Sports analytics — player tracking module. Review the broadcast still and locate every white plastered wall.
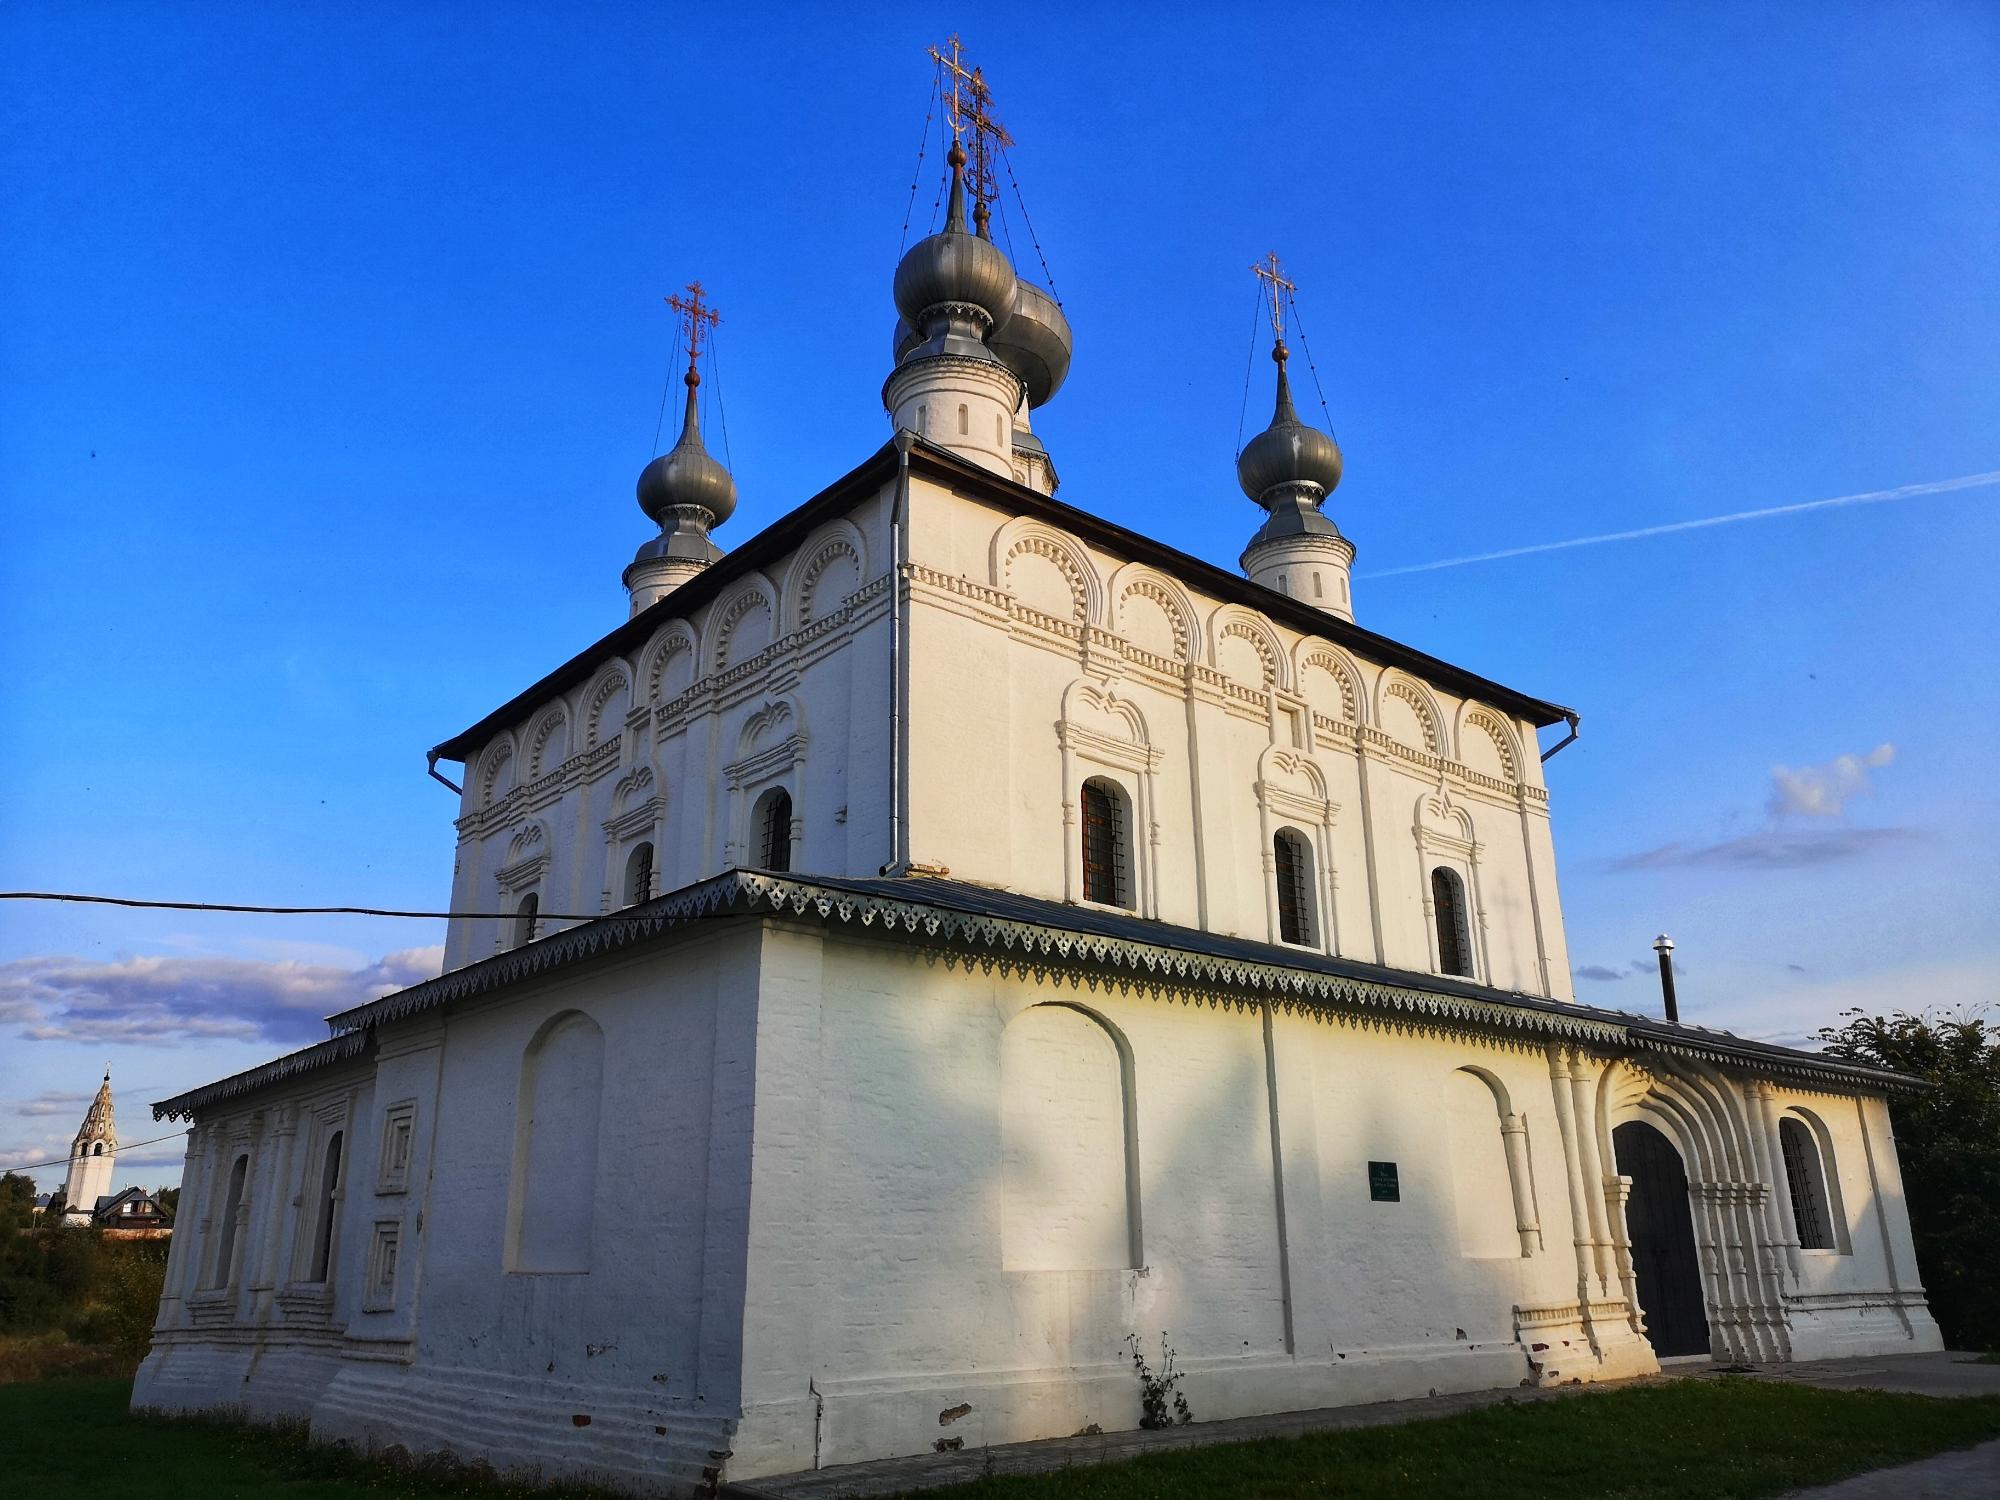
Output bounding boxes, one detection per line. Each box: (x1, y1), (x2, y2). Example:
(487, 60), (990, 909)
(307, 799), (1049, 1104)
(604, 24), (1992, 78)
(898, 477), (1570, 999)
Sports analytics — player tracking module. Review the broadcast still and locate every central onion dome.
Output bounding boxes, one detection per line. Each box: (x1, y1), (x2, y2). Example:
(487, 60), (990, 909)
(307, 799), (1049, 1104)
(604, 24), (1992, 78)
(893, 144), (1017, 336)
(636, 366), (736, 529)
(1237, 340), (1343, 507)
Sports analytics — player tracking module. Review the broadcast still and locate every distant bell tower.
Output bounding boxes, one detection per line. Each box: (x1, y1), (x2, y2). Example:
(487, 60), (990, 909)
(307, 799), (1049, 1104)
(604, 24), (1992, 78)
(1238, 254), (1355, 620)
(61, 1070), (117, 1225)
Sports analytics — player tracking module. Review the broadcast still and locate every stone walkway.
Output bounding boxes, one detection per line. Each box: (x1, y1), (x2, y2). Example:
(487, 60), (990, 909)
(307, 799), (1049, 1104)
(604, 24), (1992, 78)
(720, 1352), (2000, 1499)
(1781, 1438), (2000, 1499)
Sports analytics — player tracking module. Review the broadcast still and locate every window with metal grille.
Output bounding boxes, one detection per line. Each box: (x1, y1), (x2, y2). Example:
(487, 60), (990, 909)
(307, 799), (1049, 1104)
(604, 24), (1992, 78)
(1780, 1117), (1832, 1249)
(760, 788), (793, 873)
(1432, 867), (1473, 977)
(1081, 779), (1128, 907)
(623, 841), (654, 907)
(1274, 829), (1314, 945)
(512, 892), (539, 949)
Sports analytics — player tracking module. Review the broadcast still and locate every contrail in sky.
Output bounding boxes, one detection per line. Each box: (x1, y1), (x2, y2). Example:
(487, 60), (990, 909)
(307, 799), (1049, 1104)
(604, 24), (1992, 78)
(1361, 468), (2000, 578)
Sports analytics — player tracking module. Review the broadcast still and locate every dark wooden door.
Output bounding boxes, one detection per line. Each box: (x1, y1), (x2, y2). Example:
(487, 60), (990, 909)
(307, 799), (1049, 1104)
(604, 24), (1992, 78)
(1613, 1120), (1710, 1358)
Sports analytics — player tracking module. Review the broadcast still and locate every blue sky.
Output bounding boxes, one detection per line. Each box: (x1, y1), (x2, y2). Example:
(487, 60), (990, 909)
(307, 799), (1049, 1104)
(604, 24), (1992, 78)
(3, 3), (1996, 1192)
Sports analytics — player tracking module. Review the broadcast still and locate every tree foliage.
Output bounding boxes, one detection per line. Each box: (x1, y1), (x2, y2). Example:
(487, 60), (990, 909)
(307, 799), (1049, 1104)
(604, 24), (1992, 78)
(1817, 1007), (2000, 1351)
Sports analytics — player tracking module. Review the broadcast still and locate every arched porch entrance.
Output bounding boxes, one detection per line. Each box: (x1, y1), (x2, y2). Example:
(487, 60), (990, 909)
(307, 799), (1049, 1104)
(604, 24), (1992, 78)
(1612, 1119), (1710, 1358)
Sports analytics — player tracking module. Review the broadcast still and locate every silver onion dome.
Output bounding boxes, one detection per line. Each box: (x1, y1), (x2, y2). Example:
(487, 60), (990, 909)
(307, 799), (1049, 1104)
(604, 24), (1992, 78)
(637, 369), (736, 529)
(1237, 341), (1343, 507)
(892, 145), (1018, 333)
(989, 280), (1072, 408)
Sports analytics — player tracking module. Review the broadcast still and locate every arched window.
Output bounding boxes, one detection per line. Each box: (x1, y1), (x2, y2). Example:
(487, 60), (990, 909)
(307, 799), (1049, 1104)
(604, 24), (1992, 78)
(1432, 867), (1473, 977)
(307, 1130), (343, 1283)
(957, 403), (969, 435)
(512, 892), (540, 949)
(1080, 778), (1131, 908)
(1780, 1116), (1833, 1250)
(1274, 828), (1315, 945)
(211, 1154), (249, 1289)
(508, 1012), (605, 1274)
(754, 787), (793, 872)
(623, 841), (654, 907)
(1001, 1005), (1138, 1270)
(91, 1142), (105, 1157)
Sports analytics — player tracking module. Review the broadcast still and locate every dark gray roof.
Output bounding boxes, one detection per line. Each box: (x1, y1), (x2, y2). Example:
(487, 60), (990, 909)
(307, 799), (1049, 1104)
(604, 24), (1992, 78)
(157, 871), (1915, 1121)
(432, 439), (1574, 764)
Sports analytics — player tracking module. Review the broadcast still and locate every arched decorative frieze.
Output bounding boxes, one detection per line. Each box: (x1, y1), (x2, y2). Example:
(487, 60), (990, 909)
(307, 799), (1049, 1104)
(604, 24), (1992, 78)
(476, 735), (517, 809)
(705, 575), (780, 674)
(1056, 678), (1164, 917)
(582, 665), (634, 749)
(525, 706), (571, 779)
(1209, 606), (1287, 691)
(1456, 703), (1521, 783)
(990, 517), (1103, 626)
(1295, 641), (1364, 725)
(1107, 563), (1199, 663)
(1379, 673), (1446, 756)
(640, 623), (699, 706)
(782, 521), (870, 627)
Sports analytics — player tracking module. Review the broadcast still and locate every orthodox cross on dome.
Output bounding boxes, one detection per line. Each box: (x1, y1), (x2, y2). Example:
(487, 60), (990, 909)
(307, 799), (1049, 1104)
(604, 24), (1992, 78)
(1251, 252), (1296, 342)
(927, 35), (1012, 221)
(664, 280), (721, 380)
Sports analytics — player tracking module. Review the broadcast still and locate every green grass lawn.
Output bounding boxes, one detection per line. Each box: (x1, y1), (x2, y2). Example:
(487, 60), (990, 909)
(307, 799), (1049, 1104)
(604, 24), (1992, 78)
(3, 1375), (1997, 1499)
(894, 1380), (2000, 1499)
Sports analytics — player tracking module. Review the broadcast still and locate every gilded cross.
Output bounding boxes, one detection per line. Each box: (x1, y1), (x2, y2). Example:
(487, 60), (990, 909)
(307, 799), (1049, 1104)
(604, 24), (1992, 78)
(664, 280), (721, 369)
(1251, 252), (1296, 340)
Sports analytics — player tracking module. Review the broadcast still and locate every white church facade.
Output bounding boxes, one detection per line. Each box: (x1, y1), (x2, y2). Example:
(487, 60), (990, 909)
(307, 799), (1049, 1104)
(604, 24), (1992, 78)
(134, 67), (1941, 1497)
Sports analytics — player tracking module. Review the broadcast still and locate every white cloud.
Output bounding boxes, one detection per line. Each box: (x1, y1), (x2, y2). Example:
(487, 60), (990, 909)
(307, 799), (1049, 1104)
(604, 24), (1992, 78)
(1768, 743), (1895, 820)
(0, 946), (444, 1047)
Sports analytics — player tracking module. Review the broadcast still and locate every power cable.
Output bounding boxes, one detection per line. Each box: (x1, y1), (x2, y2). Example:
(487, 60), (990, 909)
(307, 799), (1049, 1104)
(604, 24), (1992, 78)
(8, 1129), (191, 1175)
(3, 891), (629, 922)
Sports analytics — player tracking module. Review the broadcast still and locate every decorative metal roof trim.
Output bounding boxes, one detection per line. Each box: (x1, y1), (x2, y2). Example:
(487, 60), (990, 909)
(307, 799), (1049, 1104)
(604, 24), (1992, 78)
(306, 871), (1912, 1093)
(152, 1030), (375, 1122)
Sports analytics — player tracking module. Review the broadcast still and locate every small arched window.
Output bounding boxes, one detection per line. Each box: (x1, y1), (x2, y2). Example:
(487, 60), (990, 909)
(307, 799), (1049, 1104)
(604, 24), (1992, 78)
(91, 1142), (105, 1157)
(957, 403), (969, 435)
(211, 1154), (249, 1289)
(995, 413), (1004, 444)
(916, 403), (928, 435)
(1780, 1117), (1833, 1250)
(1080, 778), (1131, 908)
(307, 1130), (343, 1283)
(623, 841), (654, 907)
(512, 892), (540, 949)
(1432, 867), (1473, 977)
(756, 787), (793, 873)
(1274, 828), (1315, 946)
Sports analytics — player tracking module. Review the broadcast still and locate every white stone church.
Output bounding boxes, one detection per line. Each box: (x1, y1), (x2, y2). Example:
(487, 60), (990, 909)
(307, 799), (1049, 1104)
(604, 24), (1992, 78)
(135, 82), (1941, 1497)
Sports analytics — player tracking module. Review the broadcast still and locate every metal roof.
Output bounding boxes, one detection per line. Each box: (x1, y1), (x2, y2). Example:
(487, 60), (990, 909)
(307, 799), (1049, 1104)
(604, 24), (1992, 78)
(432, 439), (1574, 765)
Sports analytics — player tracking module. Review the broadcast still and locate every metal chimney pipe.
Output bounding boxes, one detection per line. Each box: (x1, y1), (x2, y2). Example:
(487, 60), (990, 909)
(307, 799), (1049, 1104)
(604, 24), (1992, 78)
(1653, 934), (1679, 1024)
